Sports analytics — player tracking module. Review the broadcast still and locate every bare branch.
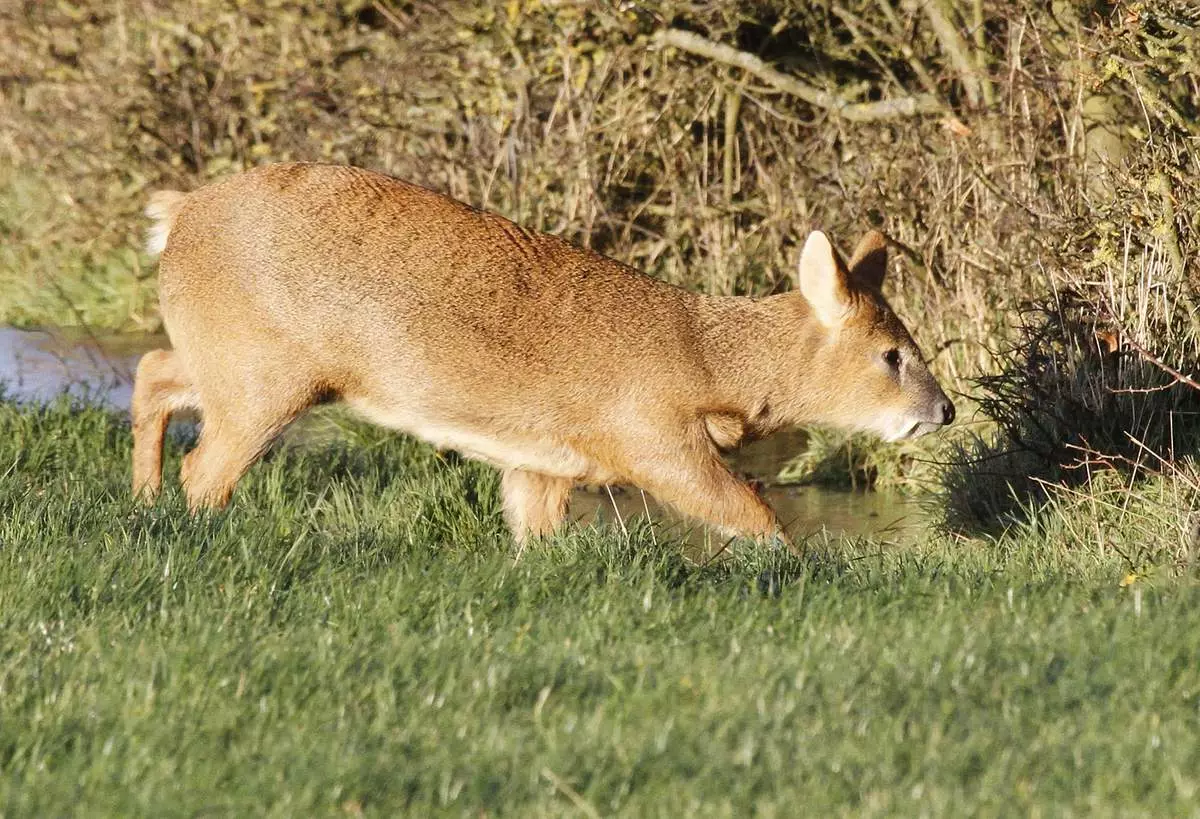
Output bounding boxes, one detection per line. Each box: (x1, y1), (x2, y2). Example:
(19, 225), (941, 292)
(656, 28), (944, 122)
(832, 3), (938, 97)
(913, 0), (984, 107)
(1123, 335), (1200, 394)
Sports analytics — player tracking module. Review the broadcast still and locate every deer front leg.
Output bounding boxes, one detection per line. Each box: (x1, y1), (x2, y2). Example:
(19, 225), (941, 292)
(500, 468), (573, 547)
(622, 426), (792, 550)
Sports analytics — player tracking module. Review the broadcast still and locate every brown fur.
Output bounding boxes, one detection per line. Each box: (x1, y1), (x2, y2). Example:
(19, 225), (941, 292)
(132, 162), (953, 547)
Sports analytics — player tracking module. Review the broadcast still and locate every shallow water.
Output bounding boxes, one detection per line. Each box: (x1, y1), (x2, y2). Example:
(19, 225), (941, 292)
(0, 327), (926, 542)
(0, 326), (165, 408)
(571, 427), (925, 545)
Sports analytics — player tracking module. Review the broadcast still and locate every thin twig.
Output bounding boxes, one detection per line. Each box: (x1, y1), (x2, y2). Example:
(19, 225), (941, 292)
(915, 0), (984, 107)
(1123, 335), (1200, 394)
(639, 489), (658, 548)
(656, 29), (944, 122)
(541, 769), (601, 819)
(605, 484), (629, 540)
(700, 535), (736, 569)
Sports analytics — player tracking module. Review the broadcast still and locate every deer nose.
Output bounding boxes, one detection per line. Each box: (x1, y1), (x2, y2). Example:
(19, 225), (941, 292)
(939, 399), (955, 426)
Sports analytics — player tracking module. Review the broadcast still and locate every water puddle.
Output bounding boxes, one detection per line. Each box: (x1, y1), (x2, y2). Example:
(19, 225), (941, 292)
(0, 326), (165, 408)
(570, 435), (924, 546)
(1, 327), (927, 542)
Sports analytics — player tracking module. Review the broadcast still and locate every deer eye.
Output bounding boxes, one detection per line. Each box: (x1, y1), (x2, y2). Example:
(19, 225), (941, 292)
(882, 348), (902, 370)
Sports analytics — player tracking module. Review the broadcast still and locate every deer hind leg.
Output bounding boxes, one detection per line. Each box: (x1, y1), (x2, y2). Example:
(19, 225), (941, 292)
(178, 381), (319, 512)
(500, 468), (574, 545)
(131, 348), (199, 501)
(179, 416), (268, 511)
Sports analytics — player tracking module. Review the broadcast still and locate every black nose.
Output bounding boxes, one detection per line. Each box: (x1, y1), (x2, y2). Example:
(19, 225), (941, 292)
(940, 399), (955, 425)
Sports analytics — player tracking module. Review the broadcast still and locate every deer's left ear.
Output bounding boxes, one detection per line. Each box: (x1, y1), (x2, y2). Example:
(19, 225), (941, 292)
(797, 231), (853, 328)
(846, 229), (888, 291)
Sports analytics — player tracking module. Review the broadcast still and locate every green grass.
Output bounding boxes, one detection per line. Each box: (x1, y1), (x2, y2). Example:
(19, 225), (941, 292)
(0, 164), (158, 332)
(2, 398), (1199, 817)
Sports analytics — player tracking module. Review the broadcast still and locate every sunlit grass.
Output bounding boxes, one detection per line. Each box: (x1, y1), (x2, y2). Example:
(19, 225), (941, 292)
(1, 398), (1198, 816)
(0, 164), (158, 332)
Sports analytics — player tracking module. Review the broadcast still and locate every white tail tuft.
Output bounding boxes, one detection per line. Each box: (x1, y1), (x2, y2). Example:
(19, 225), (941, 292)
(144, 190), (187, 256)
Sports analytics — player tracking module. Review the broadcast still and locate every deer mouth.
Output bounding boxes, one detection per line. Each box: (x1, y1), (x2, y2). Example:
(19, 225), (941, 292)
(887, 419), (944, 441)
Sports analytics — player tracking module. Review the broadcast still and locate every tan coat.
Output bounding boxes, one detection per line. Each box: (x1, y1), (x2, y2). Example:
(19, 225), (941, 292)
(132, 163), (953, 546)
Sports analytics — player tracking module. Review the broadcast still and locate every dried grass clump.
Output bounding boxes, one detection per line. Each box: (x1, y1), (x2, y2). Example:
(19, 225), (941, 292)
(941, 173), (1200, 534)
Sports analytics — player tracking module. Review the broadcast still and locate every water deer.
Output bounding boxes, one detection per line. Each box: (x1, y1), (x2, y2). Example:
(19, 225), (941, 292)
(132, 163), (953, 548)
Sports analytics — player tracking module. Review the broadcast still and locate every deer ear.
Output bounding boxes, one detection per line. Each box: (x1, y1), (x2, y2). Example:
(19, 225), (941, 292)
(797, 230), (852, 327)
(846, 229), (888, 291)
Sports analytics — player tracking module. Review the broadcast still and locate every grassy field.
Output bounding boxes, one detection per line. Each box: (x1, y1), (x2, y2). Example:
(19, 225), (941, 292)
(2, 398), (1198, 817)
(4, 3), (1199, 815)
